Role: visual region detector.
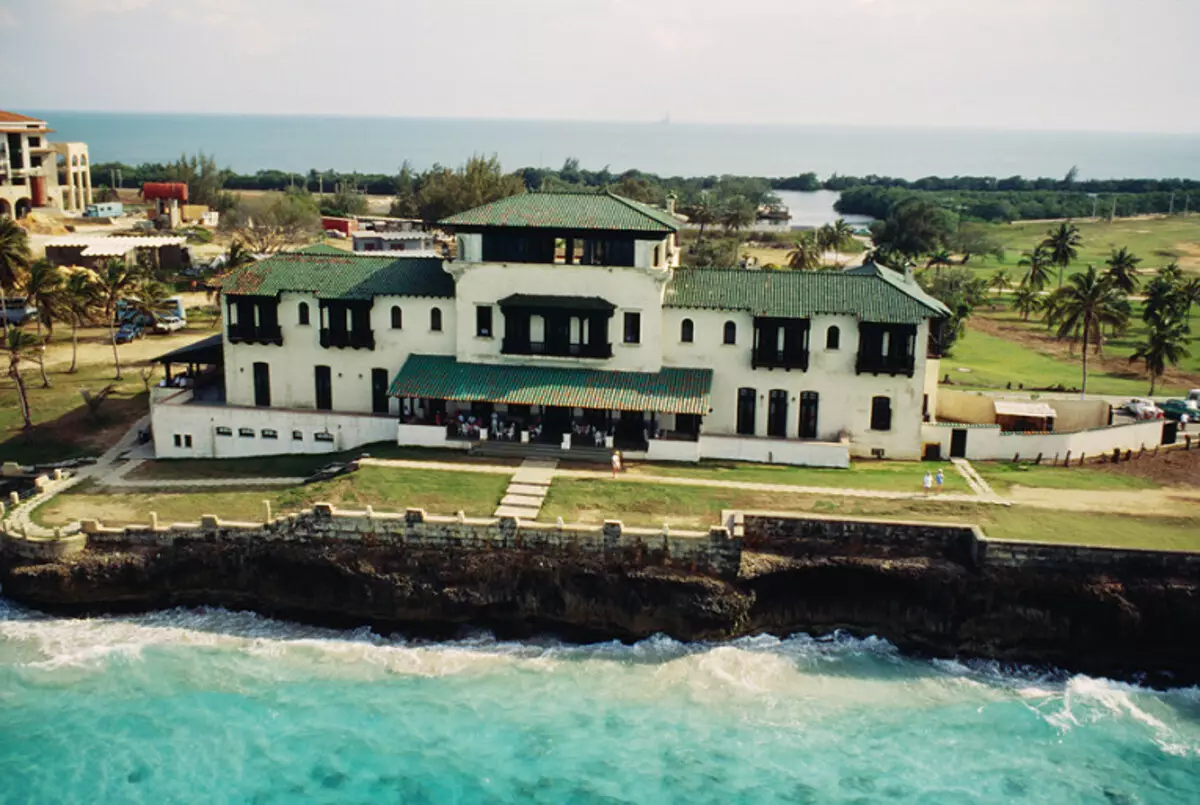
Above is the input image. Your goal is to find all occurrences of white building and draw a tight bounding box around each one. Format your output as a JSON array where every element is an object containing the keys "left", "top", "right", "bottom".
[
  {"left": 351, "top": 229, "right": 438, "bottom": 256},
  {"left": 151, "top": 191, "right": 949, "bottom": 465},
  {"left": 0, "top": 110, "right": 92, "bottom": 218}
]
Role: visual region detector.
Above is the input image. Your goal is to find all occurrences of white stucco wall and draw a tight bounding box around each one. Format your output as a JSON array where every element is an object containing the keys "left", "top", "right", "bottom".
[
  {"left": 697, "top": 435, "right": 850, "bottom": 468},
  {"left": 223, "top": 291, "right": 457, "bottom": 412},
  {"left": 662, "top": 309, "right": 932, "bottom": 460},
  {"left": 151, "top": 399, "right": 399, "bottom": 459},
  {"left": 449, "top": 261, "right": 669, "bottom": 372},
  {"left": 921, "top": 419, "right": 1164, "bottom": 461}
]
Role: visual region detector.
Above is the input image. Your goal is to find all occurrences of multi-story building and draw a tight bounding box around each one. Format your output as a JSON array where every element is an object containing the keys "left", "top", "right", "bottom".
[
  {"left": 0, "top": 110, "right": 92, "bottom": 218},
  {"left": 150, "top": 192, "right": 948, "bottom": 465}
]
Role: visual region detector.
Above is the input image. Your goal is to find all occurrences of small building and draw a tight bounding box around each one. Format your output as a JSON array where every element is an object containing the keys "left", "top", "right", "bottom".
[
  {"left": 0, "top": 110, "right": 92, "bottom": 218},
  {"left": 321, "top": 216, "right": 357, "bottom": 236},
  {"left": 993, "top": 400, "right": 1056, "bottom": 433},
  {"left": 84, "top": 202, "right": 124, "bottom": 218},
  {"left": 352, "top": 230, "right": 437, "bottom": 254},
  {"left": 43, "top": 235, "right": 189, "bottom": 271}
]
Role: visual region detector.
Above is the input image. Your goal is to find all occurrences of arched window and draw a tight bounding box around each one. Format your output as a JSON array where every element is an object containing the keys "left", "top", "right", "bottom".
[
  {"left": 680, "top": 318, "right": 694, "bottom": 343},
  {"left": 430, "top": 307, "right": 443, "bottom": 332},
  {"left": 826, "top": 325, "right": 840, "bottom": 350},
  {"left": 297, "top": 302, "right": 310, "bottom": 326},
  {"left": 723, "top": 320, "right": 737, "bottom": 345},
  {"left": 390, "top": 305, "right": 402, "bottom": 329}
]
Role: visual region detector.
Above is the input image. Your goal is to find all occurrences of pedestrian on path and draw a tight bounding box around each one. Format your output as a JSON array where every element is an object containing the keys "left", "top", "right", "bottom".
[
  {"left": 922, "top": 471, "right": 932, "bottom": 495},
  {"left": 935, "top": 468, "right": 944, "bottom": 493},
  {"left": 611, "top": 450, "right": 622, "bottom": 478}
]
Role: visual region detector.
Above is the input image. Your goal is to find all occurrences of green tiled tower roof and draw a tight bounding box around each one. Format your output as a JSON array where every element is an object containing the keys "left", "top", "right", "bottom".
[
  {"left": 664, "top": 262, "right": 950, "bottom": 324},
  {"left": 221, "top": 250, "right": 453, "bottom": 300},
  {"left": 390, "top": 355, "right": 712, "bottom": 415},
  {"left": 440, "top": 191, "right": 681, "bottom": 233}
]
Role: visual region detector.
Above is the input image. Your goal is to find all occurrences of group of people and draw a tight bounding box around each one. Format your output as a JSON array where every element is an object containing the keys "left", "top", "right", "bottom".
[{"left": 922, "top": 469, "right": 945, "bottom": 494}]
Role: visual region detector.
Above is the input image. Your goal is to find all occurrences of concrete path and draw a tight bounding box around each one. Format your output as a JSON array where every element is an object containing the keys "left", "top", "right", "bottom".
[
  {"left": 495, "top": 459, "right": 557, "bottom": 519},
  {"left": 951, "top": 458, "right": 1001, "bottom": 501}
]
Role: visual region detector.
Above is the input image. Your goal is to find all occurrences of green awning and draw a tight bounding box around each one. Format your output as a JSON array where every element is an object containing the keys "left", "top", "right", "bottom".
[{"left": 389, "top": 355, "right": 712, "bottom": 415}]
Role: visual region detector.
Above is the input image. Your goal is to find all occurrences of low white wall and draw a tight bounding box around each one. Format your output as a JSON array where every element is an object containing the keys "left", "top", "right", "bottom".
[
  {"left": 922, "top": 419, "right": 1163, "bottom": 461},
  {"left": 698, "top": 435, "right": 850, "bottom": 468},
  {"left": 647, "top": 439, "right": 702, "bottom": 462},
  {"left": 152, "top": 400, "right": 399, "bottom": 458},
  {"left": 397, "top": 423, "right": 470, "bottom": 450}
]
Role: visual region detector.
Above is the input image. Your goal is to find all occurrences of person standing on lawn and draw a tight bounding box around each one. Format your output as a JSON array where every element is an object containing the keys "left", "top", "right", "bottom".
[
  {"left": 922, "top": 471, "right": 932, "bottom": 495},
  {"left": 935, "top": 468, "right": 944, "bottom": 493},
  {"left": 611, "top": 450, "right": 622, "bottom": 478}
]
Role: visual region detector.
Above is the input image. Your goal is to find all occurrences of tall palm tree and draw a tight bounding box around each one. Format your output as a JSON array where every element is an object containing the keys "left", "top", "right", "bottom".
[
  {"left": 1046, "top": 266, "right": 1131, "bottom": 396},
  {"left": 1103, "top": 246, "right": 1141, "bottom": 294},
  {"left": 1180, "top": 276, "right": 1200, "bottom": 331},
  {"left": 131, "top": 278, "right": 178, "bottom": 323},
  {"left": 1040, "top": 221, "right": 1082, "bottom": 288},
  {"left": 691, "top": 195, "right": 717, "bottom": 246},
  {"left": 94, "top": 258, "right": 139, "bottom": 380},
  {"left": 0, "top": 216, "right": 31, "bottom": 335},
  {"left": 828, "top": 218, "right": 854, "bottom": 266},
  {"left": 1018, "top": 245, "right": 1053, "bottom": 291},
  {"left": 925, "top": 249, "right": 953, "bottom": 276},
  {"left": 1130, "top": 315, "right": 1190, "bottom": 396},
  {"left": 60, "top": 268, "right": 99, "bottom": 374},
  {"left": 20, "top": 259, "right": 63, "bottom": 387},
  {"left": 225, "top": 238, "right": 255, "bottom": 272},
  {"left": 4, "top": 326, "right": 41, "bottom": 431},
  {"left": 1011, "top": 285, "right": 1042, "bottom": 321},
  {"left": 786, "top": 232, "right": 822, "bottom": 270}
]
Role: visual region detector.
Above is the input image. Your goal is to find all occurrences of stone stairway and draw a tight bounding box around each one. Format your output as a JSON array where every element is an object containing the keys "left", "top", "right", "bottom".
[
  {"left": 472, "top": 441, "right": 611, "bottom": 464},
  {"left": 493, "top": 458, "right": 558, "bottom": 520}
]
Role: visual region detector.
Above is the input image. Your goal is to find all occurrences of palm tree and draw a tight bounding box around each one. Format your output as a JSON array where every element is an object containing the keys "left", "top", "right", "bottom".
[
  {"left": 94, "top": 258, "right": 139, "bottom": 380},
  {"left": 1180, "top": 276, "right": 1200, "bottom": 331},
  {"left": 1011, "top": 285, "right": 1042, "bottom": 321},
  {"left": 1046, "top": 266, "right": 1131, "bottom": 396},
  {"left": 4, "top": 326, "right": 41, "bottom": 431},
  {"left": 1040, "top": 222, "right": 1082, "bottom": 289},
  {"left": 925, "top": 249, "right": 953, "bottom": 276},
  {"left": 786, "top": 232, "right": 822, "bottom": 270},
  {"left": 1130, "top": 315, "right": 1190, "bottom": 396},
  {"left": 225, "top": 238, "right": 255, "bottom": 272},
  {"left": 1018, "top": 245, "right": 1053, "bottom": 291},
  {"left": 20, "top": 259, "right": 63, "bottom": 387},
  {"left": 60, "top": 268, "right": 99, "bottom": 374},
  {"left": 691, "top": 195, "right": 717, "bottom": 246},
  {"left": 989, "top": 269, "right": 1012, "bottom": 295},
  {"left": 1103, "top": 247, "right": 1141, "bottom": 294},
  {"left": 0, "top": 216, "right": 31, "bottom": 335},
  {"left": 827, "top": 218, "right": 854, "bottom": 266},
  {"left": 131, "top": 278, "right": 178, "bottom": 324}
]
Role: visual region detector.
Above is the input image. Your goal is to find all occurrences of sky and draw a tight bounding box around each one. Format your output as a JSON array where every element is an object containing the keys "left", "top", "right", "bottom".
[{"left": 1, "top": 0, "right": 1198, "bottom": 132}]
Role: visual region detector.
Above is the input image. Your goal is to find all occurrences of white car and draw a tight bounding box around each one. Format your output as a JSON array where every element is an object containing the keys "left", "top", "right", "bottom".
[
  {"left": 154, "top": 316, "right": 186, "bottom": 333},
  {"left": 1121, "top": 398, "right": 1163, "bottom": 420}
]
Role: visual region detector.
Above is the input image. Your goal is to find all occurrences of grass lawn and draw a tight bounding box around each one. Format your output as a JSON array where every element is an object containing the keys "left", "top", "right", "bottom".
[
  {"left": 538, "top": 478, "right": 1200, "bottom": 551},
  {"left": 962, "top": 216, "right": 1200, "bottom": 279},
  {"left": 123, "top": 444, "right": 517, "bottom": 481},
  {"left": 626, "top": 459, "right": 969, "bottom": 493},
  {"left": 940, "top": 327, "right": 1172, "bottom": 396},
  {"left": 971, "top": 461, "right": 1160, "bottom": 492},
  {"left": 33, "top": 465, "right": 509, "bottom": 527}
]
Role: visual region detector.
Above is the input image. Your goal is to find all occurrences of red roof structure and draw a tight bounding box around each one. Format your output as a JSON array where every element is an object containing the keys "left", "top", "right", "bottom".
[
  {"left": 142, "top": 182, "right": 189, "bottom": 202},
  {"left": 0, "top": 110, "right": 50, "bottom": 133}
]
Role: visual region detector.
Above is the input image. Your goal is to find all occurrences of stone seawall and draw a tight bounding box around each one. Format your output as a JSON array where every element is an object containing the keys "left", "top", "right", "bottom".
[{"left": 67, "top": 503, "right": 741, "bottom": 579}]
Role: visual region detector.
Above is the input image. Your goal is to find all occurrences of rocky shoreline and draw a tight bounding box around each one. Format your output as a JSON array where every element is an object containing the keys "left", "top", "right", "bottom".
[{"left": 3, "top": 536, "right": 1198, "bottom": 687}]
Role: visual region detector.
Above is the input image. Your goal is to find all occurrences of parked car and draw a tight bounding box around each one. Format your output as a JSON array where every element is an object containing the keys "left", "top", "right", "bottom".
[
  {"left": 115, "top": 323, "right": 144, "bottom": 344},
  {"left": 1120, "top": 398, "right": 1164, "bottom": 420},
  {"left": 1161, "top": 399, "right": 1200, "bottom": 422},
  {"left": 154, "top": 316, "right": 186, "bottom": 334}
]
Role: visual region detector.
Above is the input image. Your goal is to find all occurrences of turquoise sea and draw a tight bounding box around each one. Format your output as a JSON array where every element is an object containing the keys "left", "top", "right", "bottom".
[
  {"left": 28, "top": 111, "right": 1200, "bottom": 180},
  {"left": 1, "top": 600, "right": 1197, "bottom": 804}
]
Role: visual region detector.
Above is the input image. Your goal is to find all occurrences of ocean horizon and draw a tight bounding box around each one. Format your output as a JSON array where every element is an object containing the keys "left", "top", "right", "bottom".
[{"left": 26, "top": 110, "right": 1200, "bottom": 181}]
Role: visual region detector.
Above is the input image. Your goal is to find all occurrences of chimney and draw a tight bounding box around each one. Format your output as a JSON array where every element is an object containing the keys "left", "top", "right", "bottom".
[
  {"left": 666, "top": 194, "right": 676, "bottom": 216},
  {"left": 904, "top": 265, "right": 915, "bottom": 283}
]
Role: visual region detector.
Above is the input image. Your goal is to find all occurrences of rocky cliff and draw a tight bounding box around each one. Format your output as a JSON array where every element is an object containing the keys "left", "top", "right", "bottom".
[{"left": 3, "top": 535, "right": 1198, "bottom": 686}]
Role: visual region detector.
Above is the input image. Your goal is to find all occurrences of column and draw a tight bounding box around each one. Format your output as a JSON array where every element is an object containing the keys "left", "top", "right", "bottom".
[{"left": 83, "top": 167, "right": 92, "bottom": 207}]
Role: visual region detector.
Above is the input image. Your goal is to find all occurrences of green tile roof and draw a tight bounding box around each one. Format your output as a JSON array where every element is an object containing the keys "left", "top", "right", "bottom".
[
  {"left": 389, "top": 355, "right": 712, "bottom": 415},
  {"left": 222, "top": 250, "right": 453, "bottom": 300},
  {"left": 440, "top": 191, "right": 681, "bottom": 233},
  {"left": 664, "top": 262, "right": 950, "bottom": 324}
]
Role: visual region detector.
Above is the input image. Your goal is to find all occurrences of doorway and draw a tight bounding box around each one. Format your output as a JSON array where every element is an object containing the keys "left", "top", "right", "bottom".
[
  {"left": 799, "top": 391, "right": 818, "bottom": 439},
  {"left": 767, "top": 390, "right": 788, "bottom": 438},
  {"left": 736, "top": 388, "right": 756, "bottom": 435},
  {"left": 950, "top": 428, "right": 968, "bottom": 458}
]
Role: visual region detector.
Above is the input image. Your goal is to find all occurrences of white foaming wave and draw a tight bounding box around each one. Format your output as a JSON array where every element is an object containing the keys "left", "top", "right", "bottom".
[{"left": 1034, "top": 674, "right": 1200, "bottom": 758}]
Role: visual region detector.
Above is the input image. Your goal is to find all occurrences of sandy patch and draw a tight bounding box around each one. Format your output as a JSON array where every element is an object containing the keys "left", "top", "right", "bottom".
[{"left": 1005, "top": 485, "right": 1200, "bottom": 517}]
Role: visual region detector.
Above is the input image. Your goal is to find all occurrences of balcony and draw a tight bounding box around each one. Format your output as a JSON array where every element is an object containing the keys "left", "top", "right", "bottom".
[
  {"left": 751, "top": 351, "right": 809, "bottom": 371},
  {"left": 320, "top": 328, "right": 375, "bottom": 350},
  {"left": 855, "top": 355, "right": 915, "bottom": 377},
  {"left": 228, "top": 326, "right": 283, "bottom": 346},
  {"left": 501, "top": 338, "right": 612, "bottom": 359}
]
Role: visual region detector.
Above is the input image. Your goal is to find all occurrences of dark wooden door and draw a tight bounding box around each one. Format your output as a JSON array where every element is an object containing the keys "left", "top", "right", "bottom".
[
  {"left": 253, "top": 362, "right": 270, "bottom": 408},
  {"left": 736, "top": 388, "right": 756, "bottom": 435},
  {"left": 371, "top": 368, "right": 389, "bottom": 414},
  {"left": 315, "top": 365, "right": 332, "bottom": 411},
  {"left": 799, "top": 391, "right": 818, "bottom": 439},
  {"left": 767, "top": 390, "right": 788, "bottom": 438},
  {"left": 950, "top": 429, "right": 968, "bottom": 458}
]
